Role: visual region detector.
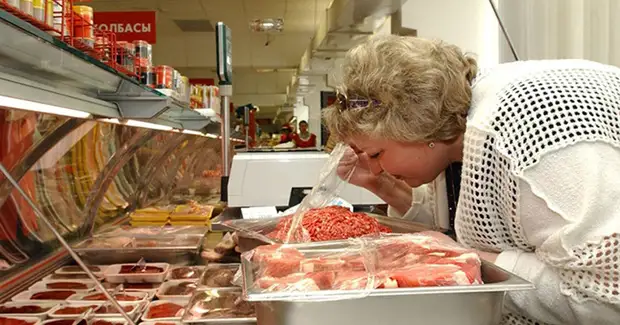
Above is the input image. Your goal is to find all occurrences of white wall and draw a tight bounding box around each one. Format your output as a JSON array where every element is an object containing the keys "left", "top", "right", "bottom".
[
  {"left": 400, "top": 0, "right": 500, "bottom": 68},
  {"left": 498, "top": 0, "right": 620, "bottom": 66}
]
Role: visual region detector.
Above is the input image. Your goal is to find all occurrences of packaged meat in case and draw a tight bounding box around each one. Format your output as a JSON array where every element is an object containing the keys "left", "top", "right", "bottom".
[
  {"left": 68, "top": 292, "right": 149, "bottom": 303},
  {"left": 12, "top": 290, "right": 77, "bottom": 302},
  {"left": 0, "top": 316, "right": 40, "bottom": 325},
  {"left": 0, "top": 302, "right": 56, "bottom": 319},
  {"left": 142, "top": 301, "right": 186, "bottom": 321},
  {"left": 29, "top": 280, "right": 96, "bottom": 292},
  {"left": 93, "top": 302, "right": 145, "bottom": 319},
  {"left": 55, "top": 266, "right": 107, "bottom": 276},
  {"left": 104, "top": 263, "right": 170, "bottom": 283},
  {"left": 101, "top": 282, "right": 162, "bottom": 292},
  {"left": 156, "top": 281, "right": 198, "bottom": 300},
  {"left": 167, "top": 266, "right": 204, "bottom": 281},
  {"left": 242, "top": 233, "right": 484, "bottom": 298},
  {"left": 48, "top": 305, "right": 99, "bottom": 319},
  {"left": 182, "top": 289, "right": 255, "bottom": 323},
  {"left": 197, "top": 264, "right": 239, "bottom": 289}
]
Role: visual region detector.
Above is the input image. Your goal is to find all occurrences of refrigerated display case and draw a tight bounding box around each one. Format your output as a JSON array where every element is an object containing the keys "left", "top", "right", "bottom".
[{"left": 0, "top": 8, "right": 241, "bottom": 319}]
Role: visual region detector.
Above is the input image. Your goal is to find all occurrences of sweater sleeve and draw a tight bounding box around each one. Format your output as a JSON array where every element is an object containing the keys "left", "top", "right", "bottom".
[
  {"left": 387, "top": 183, "right": 436, "bottom": 226},
  {"left": 494, "top": 141, "right": 620, "bottom": 324}
]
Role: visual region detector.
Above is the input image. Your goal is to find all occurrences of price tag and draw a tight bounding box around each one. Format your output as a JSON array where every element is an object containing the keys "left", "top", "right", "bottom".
[{"left": 241, "top": 206, "right": 278, "bottom": 219}]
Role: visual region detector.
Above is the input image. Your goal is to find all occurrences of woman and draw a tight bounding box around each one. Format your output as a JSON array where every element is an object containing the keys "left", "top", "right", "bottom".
[
  {"left": 292, "top": 120, "right": 317, "bottom": 148},
  {"left": 323, "top": 35, "right": 620, "bottom": 325}
]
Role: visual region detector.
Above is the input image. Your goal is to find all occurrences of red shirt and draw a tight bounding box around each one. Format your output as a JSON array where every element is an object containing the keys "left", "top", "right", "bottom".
[
  {"left": 293, "top": 133, "right": 316, "bottom": 148},
  {"left": 279, "top": 133, "right": 293, "bottom": 144}
]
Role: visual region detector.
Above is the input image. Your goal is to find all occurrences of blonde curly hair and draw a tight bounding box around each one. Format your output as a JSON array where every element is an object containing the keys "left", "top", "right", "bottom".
[{"left": 323, "top": 35, "right": 478, "bottom": 143}]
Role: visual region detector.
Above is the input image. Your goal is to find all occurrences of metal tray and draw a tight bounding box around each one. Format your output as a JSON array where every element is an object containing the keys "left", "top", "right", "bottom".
[
  {"left": 229, "top": 213, "right": 445, "bottom": 252},
  {"left": 72, "top": 235, "right": 204, "bottom": 265},
  {"left": 241, "top": 243, "right": 534, "bottom": 325}
]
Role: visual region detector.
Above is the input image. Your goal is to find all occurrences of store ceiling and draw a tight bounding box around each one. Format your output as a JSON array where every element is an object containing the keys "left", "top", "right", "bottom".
[{"left": 89, "top": 0, "right": 333, "bottom": 119}]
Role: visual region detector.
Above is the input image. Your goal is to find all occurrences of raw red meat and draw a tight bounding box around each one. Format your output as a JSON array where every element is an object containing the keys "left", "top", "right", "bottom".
[
  {"left": 30, "top": 290, "right": 75, "bottom": 300},
  {"left": 249, "top": 233, "right": 483, "bottom": 293},
  {"left": 0, "top": 318, "right": 36, "bottom": 325},
  {"left": 252, "top": 244, "right": 305, "bottom": 278},
  {"left": 92, "top": 321, "right": 123, "bottom": 325},
  {"left": 267, "top": 206, "right": 391, "bottom": 242},
  {"left": 147, "top": 303, "right": 184, "bottom": 319},
  {"left": 46, "top": 282, "right": 88, "bottom": 290},
  {"left": 53, "top": 305, "right": 97, "bottom": 315},
  {"left": 82, "top": 293, "right": 139, "bottom": 301},
  {"left": 0, "top": 305, "right": 49, "bottom": 314},
  {"left": 95, "top": 305, "right": 134, "bottom": 314},
  {"left": 43, "top": 320, "right": 75, "bottom": 325}
]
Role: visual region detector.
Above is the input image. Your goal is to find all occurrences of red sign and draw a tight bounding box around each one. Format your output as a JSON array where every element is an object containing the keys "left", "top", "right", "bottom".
[
  {"left": 189, "top": 78, "right": 215, "bottom": 85},
  {"left": 94, "top": 11, "right": 157, "bottom": 44}
]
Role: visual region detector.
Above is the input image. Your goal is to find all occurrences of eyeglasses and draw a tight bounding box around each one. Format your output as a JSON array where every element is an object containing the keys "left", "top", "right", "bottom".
[{"left": 336, "top": 91, "right": 381, "bottom": 112}]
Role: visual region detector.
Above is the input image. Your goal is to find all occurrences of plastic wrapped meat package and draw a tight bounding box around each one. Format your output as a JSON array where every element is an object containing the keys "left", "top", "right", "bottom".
[
  {"left": 198, "top": 264, "right": 239, "bottom": 288},
  {"left": 0, "top": 316, "right": 40, "bottom": 325},
  {"left": 167, "top": 266, "right": 204, "bottom": 281},
  {"left": 183, "top": 289, "right": 255, "bottom": 322},
  {"left": 0, "top": 302, "right": 56, "bottom": 319},
  {"left": 241, "top": 233, "right": 483, "bottom": 300}
]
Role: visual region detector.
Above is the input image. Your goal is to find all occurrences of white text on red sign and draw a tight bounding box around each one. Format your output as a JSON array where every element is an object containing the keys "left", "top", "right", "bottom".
[{"left": 95, "top": 23, "right": 153, "bottom": 33}]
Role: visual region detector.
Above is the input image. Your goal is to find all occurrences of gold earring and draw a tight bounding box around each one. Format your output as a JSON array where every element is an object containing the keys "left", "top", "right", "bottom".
[{"left": 428, "top": 142, "right": 435, "bottom": 148}]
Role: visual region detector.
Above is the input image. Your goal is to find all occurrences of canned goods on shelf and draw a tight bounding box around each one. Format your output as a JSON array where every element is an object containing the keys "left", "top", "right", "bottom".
[
  {"left": 115, "top": 41, "right": 135, "bottom": 72},
  {"left": 49, "top": 0, "right": 70, "bottom": 37},
  {"left": 75, "top": 37, "right": 94, "bottom": 49},
  {"left": 5, "top": 0, "right": 19, "bottom": 9},
  {"left": 45, "top": 0, "right": 53, "bottom": 26},
  {"left": 133, "top": 40, "right": 152, "bottom": 68},
  {"left": 95, "top": 36, "right": 111, "bottom": 62},
  {"left": 172, "top": 69, "right": 181, "bottom": 92},
  {"left": 32, "top": 0, "right": 44, "bottom": 22},
  {"left": 140, "top": 66, "right": 155, "bottom": 88},
  {"left": 155, "top": 65, "right": 174, "bottom": 89},
  {"left": 20, "top": 0, "right": 33, "bottom": 16},
  {"left": 73, "top": 5, "right": 93, "bottom": 39}
]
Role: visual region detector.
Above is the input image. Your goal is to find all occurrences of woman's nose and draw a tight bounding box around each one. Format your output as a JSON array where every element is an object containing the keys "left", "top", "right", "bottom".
[{"left": 368, "top": 159, "right": 383, "bottom": 176}]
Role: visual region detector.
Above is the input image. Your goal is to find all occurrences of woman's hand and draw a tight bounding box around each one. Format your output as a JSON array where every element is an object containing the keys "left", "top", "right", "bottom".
[{"left": 337, "top": 147, "right": 380, "bottom": 190}]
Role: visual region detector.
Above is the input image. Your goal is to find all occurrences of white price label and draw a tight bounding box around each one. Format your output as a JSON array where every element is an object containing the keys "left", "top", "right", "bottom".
[{"left": 241, "top": 206, "right": 278, "bottom": 219}]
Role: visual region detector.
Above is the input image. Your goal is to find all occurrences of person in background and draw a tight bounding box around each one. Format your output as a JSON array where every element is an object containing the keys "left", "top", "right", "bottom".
[
  {"left": 279, "top": 124, "right": 294, "bottom": 144},
  {"left": 324, "top": 35, "right": 620, "bottom": 325},
  {"left": 292, "top": 120, "right": 317, "bottom": 148}
]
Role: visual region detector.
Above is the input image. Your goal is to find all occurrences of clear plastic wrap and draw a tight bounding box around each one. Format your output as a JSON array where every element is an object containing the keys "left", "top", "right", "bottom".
[
  {"left": 241, "top": 233, "right": 483, "bottom": 301},
  {"left": 182, "top": 289, "right": 255, "bottom": 323}
]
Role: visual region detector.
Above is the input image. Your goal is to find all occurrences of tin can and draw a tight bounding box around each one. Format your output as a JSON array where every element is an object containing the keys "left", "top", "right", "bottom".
[
  {"left": 5, "top": 0, "right": 19, "bottom": 9},
  {"left": 133, "top": 40, "right": 152, "bottom": 68},
  {"left": 33, "top": 0, "right": 44, "bottom": 22},
  {"left": 172, "top": 69, "right": 181, "bottom": 92},
  {"left": 95, "top": 36, "right": 111, "bottom": 62},
  {"left": 50, "top": 0, "right": 70, "bottom": 37},
  {"left": 73, "top": 6, "right": 93, "bottom": 39},
  {"left": 20, "top": 0, "right": 33, "bottom": 16},
  {"left": 45, "top": 0, "right": 53, "bottom": 26},
  {"left": 140, "top": 66, "right": 155, "bottom": 88},
  {"left": 155, "top": 65, "right": 173, "bottom": 89},
  {"left": 116, "top": 41, "right": 135, "bottom": 72}
]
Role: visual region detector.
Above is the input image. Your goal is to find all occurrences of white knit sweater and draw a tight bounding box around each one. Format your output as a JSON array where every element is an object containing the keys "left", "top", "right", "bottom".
[{"left": 389, "top": 59, "right": 620, "bottom": 325}]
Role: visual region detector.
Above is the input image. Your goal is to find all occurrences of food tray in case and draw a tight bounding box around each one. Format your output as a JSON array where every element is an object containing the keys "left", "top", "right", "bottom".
[
  {"left": 0, "top": 316, "right": 42, "bottom": 325},
  {"left": 167, "top": 266, "right": 205, "bottom": 281},
  {"left": 29, "top": 280, "right": 96, "bottom": 292},
  {"left": 101, "top": 282, "right": 162, "bottom": 293},
  {"left": 67, "top": 291, "right": 149, "bottom": 304},
  {"left": 55, "top": 266, "right": 107, "bottom": 276},
  {"left": 229, "top": 213, "right": 446, "bottom": 252},
  {"left": 91, "top": 301, "right": 146, "bottom": 320},
  {"left": 197, "top": 264, "right": 239, "bottom": 289},
  {"left": 12, "top": 290, "right": 79, "bottom": 302},
  {"left": 47, "top": 304, "right": 100, "bottom": 319},
  {"left": 73, "top": 236, "right": 203, "bottom": 265},
  {"left": 104, "top": 263, "right": 170, "bottom": 283},
  {"left": 142, "top": 300, "right": 187, "bottom": 321},
  {"left": 241, "top": 242, "right": 534, "bottom": 325},
  {"left": 0, "top": 302, "right": 58, "bottom": 319},
  {"left": 156, "top": 281, "right": 199, "bottom": 300},
  {"left": 89, "top": 318, "right": 129, "bottom": 325},
  {"left": 182, "top": 289, "right": 255, "bottom": 324}
]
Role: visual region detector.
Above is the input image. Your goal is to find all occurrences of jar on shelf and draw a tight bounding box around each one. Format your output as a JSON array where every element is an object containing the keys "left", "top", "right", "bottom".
[
  {"left": 155, "top": 65, "right": 173, "bottom": 89},
  {"left": 20, "top": 0, "right": 33, "bottom": 16},
  {"left": 140, "top": 66, "right": 155, "bottom": 88},
  {"left": 95, "top": 36, "right": 111, "bottom": 62},
  {"left": 133, "top": 40, "right": 152, "bottom": 68},
  {"left": 33, "top": 0, "right": 45, "bottom": 22},
  {"left": 73, "top": 5, "right": 94, "bottom": 48},
  {"left": 5, "top": 0, "right": 19, "bottom": 10},
  {"left": 49, "top": 0, "right": 70, "bottom": 37}
]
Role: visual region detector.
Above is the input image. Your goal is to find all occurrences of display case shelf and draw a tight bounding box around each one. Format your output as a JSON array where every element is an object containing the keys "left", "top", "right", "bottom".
[{"left": 0, "top": 9, "right": 218, "bottom": 132}]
